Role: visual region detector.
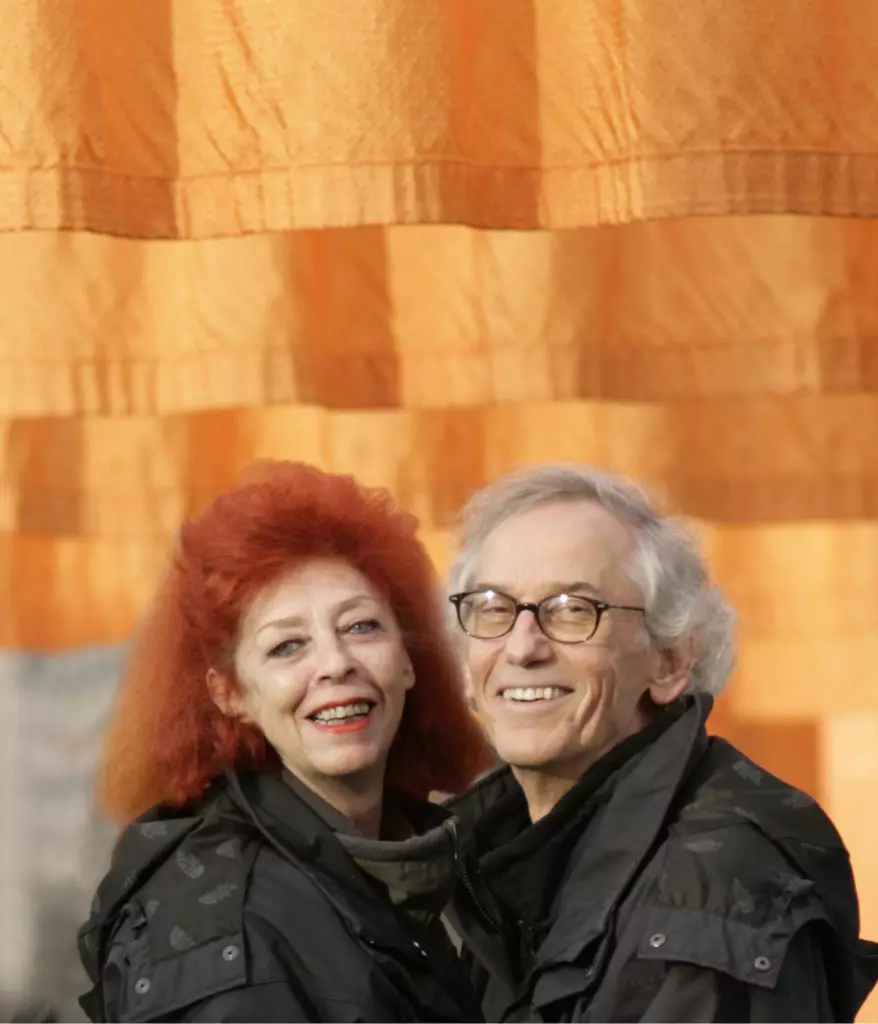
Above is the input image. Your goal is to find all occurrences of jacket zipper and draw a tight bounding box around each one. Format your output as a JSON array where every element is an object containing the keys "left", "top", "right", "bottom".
[{"left": 445, "top": 818, "right": 504, "bottom": 936}]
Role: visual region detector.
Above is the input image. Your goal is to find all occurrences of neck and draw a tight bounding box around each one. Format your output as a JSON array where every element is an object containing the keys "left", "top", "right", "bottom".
[
  {"left": 284, "top": 762, "right": 385, "bottom": 838},
  {"left": 515, "top": 707, "right": 652, "bottom": 822},
  {"left": 511, "top": 766, "right": 580, "bottom": 823},
  {"left": 511, "top": 737, "right": 624, "bottom": 823},
  {"left": 347, "top": 800, "right": 383, "bottom": 839}
]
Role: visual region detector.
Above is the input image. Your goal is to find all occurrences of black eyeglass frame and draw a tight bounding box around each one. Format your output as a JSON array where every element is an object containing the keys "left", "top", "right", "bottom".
[{"left": 448, "top": 589, "right": 646, "bottom": 644}]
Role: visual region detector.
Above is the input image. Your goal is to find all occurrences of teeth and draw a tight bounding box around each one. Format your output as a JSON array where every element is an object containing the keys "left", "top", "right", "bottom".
[
  {"left": 500, "top": 686, "right": 567, "bottom": 702},
  {"left": 312, "top": 701, "right": 372, "bottom": 722}
]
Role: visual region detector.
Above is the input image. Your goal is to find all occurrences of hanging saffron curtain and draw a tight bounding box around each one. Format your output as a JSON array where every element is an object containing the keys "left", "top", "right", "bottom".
[{"left": 2, "top": 1, "right": 878, "bottom": 1018}]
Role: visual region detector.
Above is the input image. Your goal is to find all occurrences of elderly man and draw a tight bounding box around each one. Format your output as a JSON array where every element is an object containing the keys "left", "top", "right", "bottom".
[{"left": 445, "top": 464, "right": 877, "bottom": 1023}]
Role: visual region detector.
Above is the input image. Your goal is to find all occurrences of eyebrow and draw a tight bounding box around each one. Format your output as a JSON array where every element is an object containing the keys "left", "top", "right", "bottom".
[
  {"left": 472, "top": 581, "right": 601, "bottom": 598},
  {"left": 256, "top": 594, "right": 376, "bottom": 636}
]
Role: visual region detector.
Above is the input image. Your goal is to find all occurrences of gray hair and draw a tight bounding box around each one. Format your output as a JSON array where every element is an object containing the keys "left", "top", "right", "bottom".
[{"left": 448, "top": 464, "right": 737, "bottom": 697}]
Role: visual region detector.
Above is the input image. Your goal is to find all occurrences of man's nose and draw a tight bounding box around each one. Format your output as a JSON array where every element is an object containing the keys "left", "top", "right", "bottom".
[
  {"left": 313, "top": 631, "right": 356, "bottom": 682},
  {"left": 503, "top": 609, "right": 552, "bottom": 665}
]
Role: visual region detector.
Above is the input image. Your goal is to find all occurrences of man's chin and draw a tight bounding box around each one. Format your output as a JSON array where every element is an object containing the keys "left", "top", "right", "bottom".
[{"left": 494, "top": 742, "right": 568, "bottom": 774}]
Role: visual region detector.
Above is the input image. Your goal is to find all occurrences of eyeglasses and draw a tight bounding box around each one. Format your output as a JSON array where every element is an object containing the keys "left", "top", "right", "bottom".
[{"left": 449, "top": 589, "right": 645, "bottom": 644}]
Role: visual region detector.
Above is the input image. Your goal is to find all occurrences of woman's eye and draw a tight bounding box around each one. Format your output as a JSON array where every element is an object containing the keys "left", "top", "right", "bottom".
[
  {"left": 346, "top": 618, "right": 381, "bottom": 635},
  {"left": 268, "top": 638, "right": 304, "bottom": 658}
]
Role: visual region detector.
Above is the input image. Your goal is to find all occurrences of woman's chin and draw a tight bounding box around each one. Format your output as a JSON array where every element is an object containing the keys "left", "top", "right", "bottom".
[{"left": 311, "top": 744, "right": 388, "bottom": 780}]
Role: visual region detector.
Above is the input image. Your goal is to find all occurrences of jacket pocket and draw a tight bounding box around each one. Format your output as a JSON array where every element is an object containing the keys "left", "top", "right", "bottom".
[
  {"left": 634, "top": 902, "right": 828, "bottom": 990},
  {"left": 115, "top": 932, "right": 249, "bottom": 1022}
]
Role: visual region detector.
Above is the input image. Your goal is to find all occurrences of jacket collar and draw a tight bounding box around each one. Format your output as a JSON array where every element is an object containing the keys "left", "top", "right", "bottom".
[
  {"left": 537, "top": 694, "right": 711, "bottom": 965},
  {"left": 450, "top": 694, "right": 712, "bottom": 973},
  {"left": 275, "top": 765, "right": 459, "bottom": 921},
  {"left": 225, "top": 770, "right": 453, "bottom": 971}
]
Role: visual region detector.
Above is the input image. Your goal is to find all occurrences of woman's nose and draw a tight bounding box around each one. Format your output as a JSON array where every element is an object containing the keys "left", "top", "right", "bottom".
[{"left": 312, "top": 631, "right": 357, "bottom": 682}]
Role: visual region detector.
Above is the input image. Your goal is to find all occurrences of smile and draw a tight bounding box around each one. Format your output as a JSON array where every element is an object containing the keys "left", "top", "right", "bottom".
[
  {"left": 308, "top": 701, "right": 375, "bottom": 729},
  {"left": 498, "top": 686, "right": 570, "bottom": 702}
]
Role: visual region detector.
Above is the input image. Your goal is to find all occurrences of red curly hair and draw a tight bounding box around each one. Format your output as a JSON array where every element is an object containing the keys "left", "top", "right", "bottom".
[{"left": 99, "top": 461, "right": 490, "bottom": 823}]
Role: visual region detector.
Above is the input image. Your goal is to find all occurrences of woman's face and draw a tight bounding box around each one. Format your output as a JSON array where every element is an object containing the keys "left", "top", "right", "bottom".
[{"left": 209, "top": 559, "right": 414, "bottom": 793}]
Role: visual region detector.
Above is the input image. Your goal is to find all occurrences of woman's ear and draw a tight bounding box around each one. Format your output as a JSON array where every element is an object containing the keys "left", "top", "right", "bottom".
[
  {"left": 206, "top": 668, "right": 249, "bottom": 720},
  {"left": 402, "top": 656, "right": 416, "bottom": 692},
  {"left": 647, "top": 636, "right": 697, "bottom": 706}
]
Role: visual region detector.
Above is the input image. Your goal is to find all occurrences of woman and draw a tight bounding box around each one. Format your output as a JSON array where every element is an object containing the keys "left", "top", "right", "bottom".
[{"left": 78, "top": 461, "right": 490, "bottom": 1023}]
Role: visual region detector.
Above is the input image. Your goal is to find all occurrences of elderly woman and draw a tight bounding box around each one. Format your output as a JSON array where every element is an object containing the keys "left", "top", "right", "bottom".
[
  {"left": 445, "top": 463, "right": 878, "bottom": 1023},
  {"left": 78, "top": 461, "right": 489, "bottom": 1023}
]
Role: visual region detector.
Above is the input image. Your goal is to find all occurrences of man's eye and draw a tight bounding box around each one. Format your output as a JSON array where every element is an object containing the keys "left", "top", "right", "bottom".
[
  {"left": 269, "top": 638, "right": 303, "bottom": 658},
  {"left": 346, "top": 618, "right": 381, "bottom": 635},
  {"left": 562, "top": 603, "right": 592, "bottom": 615},
  {"left": 471, "top": 599, "right": 511, "bottom": 617}
]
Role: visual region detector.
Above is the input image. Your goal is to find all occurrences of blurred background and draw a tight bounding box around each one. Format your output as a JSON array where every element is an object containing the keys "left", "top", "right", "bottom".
[{"left": 2, "top": 1, "right": 878, "bottom": 1019}]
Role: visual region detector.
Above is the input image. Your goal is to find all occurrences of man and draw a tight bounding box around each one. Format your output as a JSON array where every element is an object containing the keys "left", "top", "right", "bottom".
[{"left": 445, "top": 463, "right": 878, "bottom": 1022}]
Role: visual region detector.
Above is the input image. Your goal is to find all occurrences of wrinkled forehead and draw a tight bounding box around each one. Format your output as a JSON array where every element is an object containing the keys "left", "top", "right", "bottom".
[
  {"left": 241, "top": 558, "right": 387, "bottom": 631},
  {"left": 470, "top": 500, "right": 640, "bottom": 599}
]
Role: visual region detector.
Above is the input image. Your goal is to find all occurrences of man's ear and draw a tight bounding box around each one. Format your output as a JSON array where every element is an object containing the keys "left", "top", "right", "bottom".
[
  {"left": 647, "top": 636, "right": 697, "bottom": 706},
  {"left": 206, "top": 668, "right": 249, "bottom": 721},
  {"left": 462, "top": 662, "right": 476, "bottom": 709}
]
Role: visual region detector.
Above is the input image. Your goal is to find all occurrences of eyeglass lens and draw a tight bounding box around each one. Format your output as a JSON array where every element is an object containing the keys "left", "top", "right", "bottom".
[{"left": 457, "top": 591, "right": 599, "bottom": 642}]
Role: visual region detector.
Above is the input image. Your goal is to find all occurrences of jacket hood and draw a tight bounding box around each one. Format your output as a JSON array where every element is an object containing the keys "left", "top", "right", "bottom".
[
  {"left": 78, "top": 806, "right": 207, "bottom": 985},
  {"left": 676, "top": 730, "right": 860, "bottom": 943}
]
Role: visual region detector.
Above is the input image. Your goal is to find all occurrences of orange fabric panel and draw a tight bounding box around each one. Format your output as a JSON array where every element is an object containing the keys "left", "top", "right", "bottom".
[
  {"left": 0, "top": 535, "right": 167, "bottom": 649},
  {"left": 8, "top": 402, "right": 878, "bottom": 541},
  {"left": 4, "top": 220, "right": 878, "bottom": 418},
  {"left": 2, "top": 0, "right": 878, "bottom": 236}
]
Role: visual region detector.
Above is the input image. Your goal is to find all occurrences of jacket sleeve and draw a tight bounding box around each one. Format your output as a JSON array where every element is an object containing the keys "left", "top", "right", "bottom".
[{"left": 637, "top": 923, "right": 835, "bottom": 1023}]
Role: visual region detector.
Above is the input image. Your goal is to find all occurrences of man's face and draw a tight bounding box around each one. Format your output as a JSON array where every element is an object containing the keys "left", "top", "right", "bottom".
[{"left": 463, "top": 500, "right": 689, "bottom": 779}]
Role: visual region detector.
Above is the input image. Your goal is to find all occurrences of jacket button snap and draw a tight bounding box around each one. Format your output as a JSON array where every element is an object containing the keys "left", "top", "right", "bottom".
[
  {"left": 648, "top": 932, "right": 667, "bottom": 948},
  {"left": 222, "top": 944, "right": 239, "bottom": 962},
  {"left": 134, "top": 978, "right": 151, "bottom": 994},
  {"left": 754, "top": 956, "right": 772, "bottom": 972}
]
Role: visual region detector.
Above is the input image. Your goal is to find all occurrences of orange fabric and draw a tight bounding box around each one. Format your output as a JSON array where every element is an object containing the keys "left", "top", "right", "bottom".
[
  {"left": 4, "top": 220, "right": 878, "bottom": 418},
  {"left": 2, "top": 0, "right": 878, "bottom": 236},
  {"left": 1, "top": 1, "right": 878, "bottom": 1017}
]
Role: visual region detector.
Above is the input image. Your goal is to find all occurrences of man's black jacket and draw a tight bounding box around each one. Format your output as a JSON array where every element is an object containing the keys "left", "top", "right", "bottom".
[
  {"left": 446, "top": 694, "right": 878, "bottom": 1022},
  {"left": 78, "top": 770, "right": 481, "bottom": 1022}
]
